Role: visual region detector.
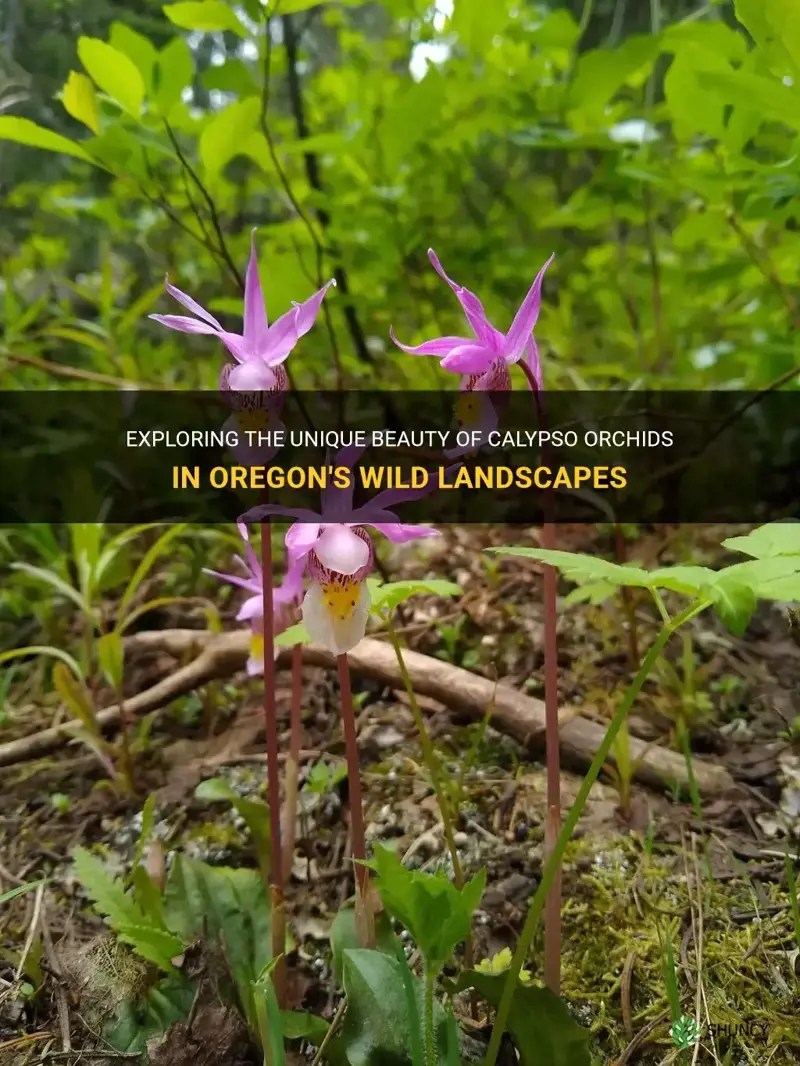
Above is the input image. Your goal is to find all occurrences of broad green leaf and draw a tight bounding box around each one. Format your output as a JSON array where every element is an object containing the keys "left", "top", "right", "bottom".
[
  {"left": 734, "top": 0, "right": 800, "bottom": 78},
  {"left": 194, "top": 778, "right": 271, "bottom": 882},
  {"left": 0, "top": 645, "right": 82, "bottom": 679},
  {"left": 723, "top": 522, "right": 800, "bottom": 559},
  {"left": 450, "top": 0, "right": 510, "bottom": 53},
  {"left": 199, "top": 97, "right": 262, "bottom": 176},
  {"left": 488, "top": 547, "right": 652, "bottom": 589},
  {"left": 451, "top": 969, "right": 591, "bottom": 1066},
  {"left": 116, "top": 924, "right": 183, "bottom": 969},
  {"left": 62, "top": 72, "right": 100, "bottom": 133},
  {"left": 109, "top": 22, "right": 158, "bottom": 94},
  {"left": 0, "top": 116, "right": 92, "bottom": 161},
  {"left": 695, "top": 69, "right": 800, "bottom": 130},
  {"left": 53, "top": 663, "right": 98, "bottom": 733},
  {"left": 154, "top": 37, "right": 194, "bottom": 118},
  {"left": 163, "top": 1, "right": 248, "bottom": 37},
  {"left": 705, "top": 577, "right": 756, "bottom": 637},
  {"left": 370, "top": 579, "right": 462, "bottom": 615},
  {"left": 563, "top": 581, "right": 617, "bottom": 607},
  {"left": 340, "top": 949, "right": 450, "bottom": 1066},
  {"left": 97, "top": 631, "right": 124, "bottom": 692},
  {"left": 105, "top": 976, "right": 195, "bottom": 1054},
  {"left": 369, "top": 844, "right": 485, "bottom": 975},
  {"left": 569, "top": 36, "right": 659, "bottom": 125},
  {"left": 77, "top": 38, "right": 145, "bottom": 118}
]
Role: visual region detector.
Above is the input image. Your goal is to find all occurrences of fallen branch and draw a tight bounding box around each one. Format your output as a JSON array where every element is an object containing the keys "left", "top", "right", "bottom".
[{"left": 0, "top": 629, "right": 734, "bottom": 795}]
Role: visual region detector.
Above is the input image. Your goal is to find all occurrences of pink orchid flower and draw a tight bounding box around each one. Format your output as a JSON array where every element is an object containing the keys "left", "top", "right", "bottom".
[
  {"left": 390, "top": 248, "right": 554, "bottom": 390},
  {"left": 239, "top": 447, "right": 440, "bottom": 655},
  {"left": 204, "top": 524, "right": 298, "bottom": 675},
  {"left": 150, "top": 229, "right": 335, "bottom": 391}
]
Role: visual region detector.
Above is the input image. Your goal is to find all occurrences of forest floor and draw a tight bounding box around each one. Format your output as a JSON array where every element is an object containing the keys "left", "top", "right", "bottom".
[{"left": 2, "top": 524, "right": 800, "bottom": 1066}]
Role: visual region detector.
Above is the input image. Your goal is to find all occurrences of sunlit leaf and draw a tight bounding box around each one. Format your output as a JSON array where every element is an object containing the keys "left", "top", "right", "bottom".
[
  {"left": 77, "top": 37, "right": 145, "bottom": 119},
  {"left": 162, "top": 1, "right": 248, "bottom": 37},
  {"left": 0, "top": 116, "right": 92, "bottom": 161},
  {"left": 62, "top": 72, "right": 100, "bottom": 134}
]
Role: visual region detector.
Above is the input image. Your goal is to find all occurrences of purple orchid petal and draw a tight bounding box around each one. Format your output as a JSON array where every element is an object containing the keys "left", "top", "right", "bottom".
[
  {"left": 320, "top": 444, "right": 365, "bottom": 518},
  {"left": 274, "top": 552, "right": 306, "bottom": 605},
  {"left": 314, "top": 524, "right": 371, "bottom": 576},
  {"left": 263, "top": 279, "right": 336, "bottom": 365},
  {"left": 243, "top": 229, "right": 269, "bottom": 348},
  {"left": 164, "top": 278, "right": 223, "bottom": 330},
  {"left": 365, "top": 518, "right": 440, "bottom": 543},
  {"left": 227, "top": 359, "right": 279, "bottom": 391},
  {"left": 237, "top": 594, "right": 263, "bottom": 621},
  {"left": 503, "top": 253, "right": 554, "bottom": 363},
  {"left": 441, "top": 343, "right": 495, "bottom": 375},
  {"left": 148, "top": 314, "right": 221, "bottom": 336},
  {"left": 388, "top": 327, "right": 472, "bottom": 358},
  {"left": 202, "top": 567, "right": 261, "bottom": 594},
  {"left": 427, "top": 248, "right": 495, "bottom": 345},
  {"left": 521, "top": 335, "right": 543, "bottom": 389},
  {"left": 285, "top": 521, "right": 322, "bottom": 560}
]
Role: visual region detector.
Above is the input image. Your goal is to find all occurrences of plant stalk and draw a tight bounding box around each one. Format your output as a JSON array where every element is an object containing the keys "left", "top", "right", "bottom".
[
  {"left": 281, "top": 642, "right": 304, "bottom": 883},
  {"left": 483, "top": 600, "right": 706, "bottom": 1066},
  {"left": 519, "top": 358, "right": 562, "bottom": 994},
  {"left": 424, "top": 972, "right": 436, "bottom": 1066},
  {"left": 260, "top": 519, "right": 287, "bottom": 1006},
  {"left": 337, "top": 653, "right": 374, "bottom": 948}
]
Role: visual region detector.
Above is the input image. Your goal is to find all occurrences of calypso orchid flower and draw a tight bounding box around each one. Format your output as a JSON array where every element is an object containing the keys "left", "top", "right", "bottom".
[
  {"left": 239, "top": 448, "right": 440, "bottom": 655},
  {"left": 203, "top": 524, "right": 297, "bottom": 675},
  {"left": 390, "top": 248, "right": 553, "bottom": 390},
  {"left": 150, "top": 229, "right": 335, "bottom": 392}
]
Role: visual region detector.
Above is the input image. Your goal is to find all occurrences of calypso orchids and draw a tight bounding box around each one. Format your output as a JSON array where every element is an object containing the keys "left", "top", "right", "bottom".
[
  {"left": 390, "top": 248, "right": 553, "bottom": 390},
  {"left": 203, "top": 524, "right": 297, "bottom": 675},
  {"left": 240, "top": 449, "right": 439, "bottom": 655},
  {"left": 150, "top": 229, "right": 335, "bottom": 391}
]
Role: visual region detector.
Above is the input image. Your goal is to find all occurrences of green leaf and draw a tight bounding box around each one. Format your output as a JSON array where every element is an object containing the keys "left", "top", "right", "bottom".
[
  {"left": 53, "top": 663, "right": 98, "bottom": 734},
  {"left": 330, "top": 904, "right": 397, "bottom": 984},
  {"left": 451, "top": 970, "right": 591, "bottom": 1066},
  {"left": 199, "top": 97, "right": 262, "bottom": 176},
  {"left": 154, "top": 37, "right": 194, "bottom": 118},
  {"left": 0, "top": 879, "right": 48, "bottom": 907},
  {"left": 105, "top": 976, "right": 195, "bottom": 1054},
  {"left": 370, "top": 579, "right": 462, "bottom": 616},
  {"left": 488, "top": 547, "right": 653, "bottom": 590},
  {"left": 369, "top": 844, "right": 485, "bottom": 975},
  {"left": 705, "top": 577, "right": 756, "bottom": 637},
  {"left": 723, "top": 521, "right": 800, "bottom": 559},
  {"left": 97, "top": 631, "right": 124, "bottom": 692},
  {"left": 77, "top": 38, "right": 145, "bottom": 118},
  {"left": 569, "top": 36, "right": 659, "bottom": 125},
  {"left": 0, "top": 644, "right": 83, "bottom": 680},
  {"left": 163, "top": 1, "right": 248, "bottom": 37},
  {"left": 118, "top": 524, "right": 187, "bottom": 621},
  {"left": 275, "top": 621, "right": 312, "bottom": 647},
  {"left": 340, "top": 949, "right": 450, "bottom": 1066},
  {"left": 62, "top": 72, "right": 100, "bottom": 134},
  {"left": 109, "top": 22, "right": 158, "bottom": 94},
  {"left": 695, "top": 68, "right": 800, "bottom": 130},
  {"left": 194, "top": 778, "right": 271, "bottom": 883},
  {"left": 734, "top": 0, "right": 800, "bottom": 78},
  {"left": 0, "top": 116, "right": 93, "bottom": 161}
]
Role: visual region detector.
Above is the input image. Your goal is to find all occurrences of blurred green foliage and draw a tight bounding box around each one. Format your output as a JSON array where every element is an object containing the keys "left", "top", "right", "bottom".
[{"left": 0, "top": 0, "right": 797, "bottom": 395}]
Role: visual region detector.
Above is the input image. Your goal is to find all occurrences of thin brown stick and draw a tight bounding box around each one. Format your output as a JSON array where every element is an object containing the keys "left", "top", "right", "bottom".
[
  {"left": 337, "top": 653, "right": 374, "bottom": 949},
  {"left": 281, "top": 643, "right": 304, "bottom": 883},
  {"left": 259, "top": 522, "right": 286, "bottom": 1005}
]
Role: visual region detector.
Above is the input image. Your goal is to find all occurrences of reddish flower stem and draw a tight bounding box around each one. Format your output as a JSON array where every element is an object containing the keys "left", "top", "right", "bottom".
[
  {"left": 337, "top": 653, "right": 374, "bottom": 948},
  {"left": 518, "top": 360, "right": 561, "bottom": 995},
  {"left": 281, "top": 643, "right": 304, "bottom": 883},
  {"left": 260, "top": 511, "right": 287, "bottom": 1005}
]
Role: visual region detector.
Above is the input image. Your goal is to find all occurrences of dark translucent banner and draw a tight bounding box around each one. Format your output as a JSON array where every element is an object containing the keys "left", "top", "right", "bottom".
[{"left": 0, "top": 390, "right": 797, "bottom": 524}]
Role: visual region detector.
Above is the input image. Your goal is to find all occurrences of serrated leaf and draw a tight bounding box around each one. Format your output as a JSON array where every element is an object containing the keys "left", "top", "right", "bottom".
[
  {"left": 163, "top": 1, "right": 248, "bottom": 37},
  {"left": 77, "top": 38, "right": 145, "bottom": 118},
  {"left": 371, "top": 579, "right": 462, "bottom": 615},
  {"left": 62, "top": 72, "right": 100, "bottom": 133},
  {"left": 116, "top": 923, "right": 183, "bottom": 970},
  {"left": 0, "top": 116, "right": 93, "bottom": 161},
  {"left": 74, "top": 847, "right": 149, "bottom": 932}
]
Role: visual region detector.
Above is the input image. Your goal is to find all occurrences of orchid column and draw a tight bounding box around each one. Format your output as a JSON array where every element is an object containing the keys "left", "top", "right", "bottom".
[
  {"left": 151, "top": 230, "right": 334, "bottom": 1001},
  {"left": 391, "top": 249, "right": 563, "bottom": 993}
]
